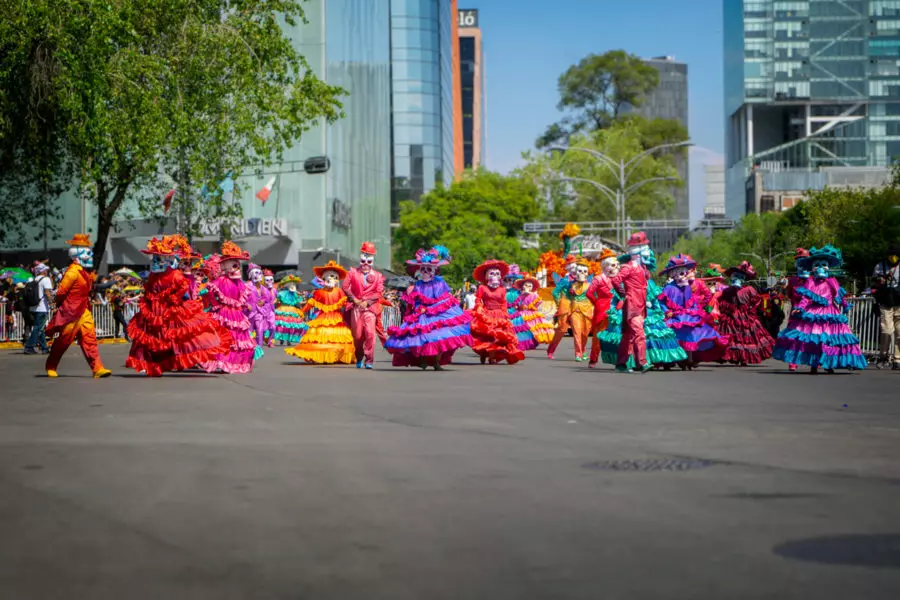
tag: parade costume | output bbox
[658,254,729,366]
[200,241,256,374]
[546,255,577,359]
[246,264,276,359]
[775,249,811,371]
[716,262,774,365]
[385,246,472,369]
[45,234,111,378]
[585,249,617,367]
[126,236,233,376]
[470,259,525,364]
[504,265,532,351]
[342,242,385,369]
[700,264,727,326]
[566,259,595,361]
[273,275,307,345]
[772,245,867,372]
[285,261,355,364]
[512,274,554,351]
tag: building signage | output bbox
[332,198,352,230]
[458,9,478,28]
[197,217,288,237]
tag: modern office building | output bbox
[458,8,486,170]
[724,0,900,219]
[389,0,460,221]
[2,0,395,271]
[703,164,726,218]
[632,56,690,220]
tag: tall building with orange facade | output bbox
[457,8,484,170]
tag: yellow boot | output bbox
[46,370,58,378]
[93,368,112,379]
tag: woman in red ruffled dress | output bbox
[126,235,233,377]
[717,261,775,366]
[469,259,525,365]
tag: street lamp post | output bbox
[548,141,692,247]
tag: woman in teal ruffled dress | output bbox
[598,250,688,369]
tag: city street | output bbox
[1,342,899,599]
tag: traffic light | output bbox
[303,156,331,174]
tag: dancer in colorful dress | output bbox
[657,254,729,368]
[44,234,111,378]
[546,255,577,360]
[470,259,525,365]
[201,241,256,374]
[343,242,386,369]
[772,245,867,373]
[175,241,203,301]
[385,246,472,369]
[512,273,554,351]
[717,261,774,366]
[126,236,232,376]
[585,248,617,368]
[566,259,595,362]
[700,264,727,327]
[775,249,811,371]
[273,275,307,345]
[504,265,529,349]
[285,260,356,364]
[246,263,275,359]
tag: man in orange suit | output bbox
[45,234,112,378]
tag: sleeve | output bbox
[55,268,79,302]
[341,274,355,300]
[474,286,486,311]
[609,268,627,297]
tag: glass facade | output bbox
[724,0,900,219]
[460,35,476,168]
[390,0,456,221]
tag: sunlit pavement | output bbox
[1,343,899,599]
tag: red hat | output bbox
[360,241,377,255]
[794,247,810,261]
[66,233,92,248]
[564,254,577,265]
[219,240,251,261]
[515,274,541,292]
[473,259,509,284]
[627,232,650,247]
[724,260,757,279]
[140,236,178,256]
[263,269,274,277]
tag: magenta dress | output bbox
[201,276,256,373]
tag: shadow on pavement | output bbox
[773,534,900,568]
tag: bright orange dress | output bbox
[284,287,355,364]
[469,284,525,364]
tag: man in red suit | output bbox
[610,232,653,373]
[342,241,385,369]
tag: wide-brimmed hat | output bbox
[627,231,650,247]
[473,259,509,284]
[515,273,541,291]
[659,253,697,276]
[809,244,843,268]
[504,264,524,280]
[406,246,451,273]
[66,233,92,247]
[219,240,251,261]
[700,266,725,282]
[724,260,757,279]
[279,274,303,287]
[313,260,348,280]
[169,234,201,259]
[140,236,178,256]
[360,241,377,255]
[598,248,618,263]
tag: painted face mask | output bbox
[221,259,242,280]
[287,284,297,293]
[70,247,94,270]
[150,254,177,273]
[796,260,811,279]
[730,274,745,288]
[264,275,275,288]
[321,270,340,288]
[811,259,829,279]
[181,263,193,276]
[419,265,437,282]
[671,267,690,287]
[575,265,589,283]
[249,267,263,283]
[521,281,534,293]
[359,253,375,273]
[601,258,619,278]
[706,281,718,293]
[486,268,502,288]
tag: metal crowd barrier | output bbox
[381,306,401,329]
[844,296,889,357]
[0,304,130,343]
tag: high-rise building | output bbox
[723,0,900,219]
[703,164,726,219]
[632,56,689,220]
[389,0,459,221]
[458,8,485,170]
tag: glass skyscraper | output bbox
[389,0,458,221]
[724,0,900,218]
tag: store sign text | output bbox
[197,218,288,237]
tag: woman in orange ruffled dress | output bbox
[284,260,356,364]
[469,259,525,364]
[126,236,233,376]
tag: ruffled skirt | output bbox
[772,308,867,369]
[385,305,471,367]
[274,305,307,344]
[717,309,774,365]
[284,310,355,364]
[599,305,688,368]
[470,308,525,364]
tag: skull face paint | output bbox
[706,280,719,293]
[359,253,375,274]
[811,258,830,279]
[486,268,502,288]
[601,258,619,278]
[730,273,746,288]
[419,264,437,282]
[150,254,177,273]
[249,267,263,283]
[521,281,534,293]
[264,275,275,288]
[671,266,690,287]
[575,264,589,283]
[287,283,297,293]
[321,270,340,288]
[221,259,242,280]
[69,247,94,270]
[796,259,811,279]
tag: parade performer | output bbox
[246,263,275,359]
[504,265,529,349]
[512,273,554,351]
[566,259,595,361]
[716,261,774,366]
[585,248,618,368]
[176,242,203,301]
[385,246,472,370]
[772,245,867,373]
[700,264,727,325]
[261,271,277,346]
[126,236,232,376]
[546,255,578,359]
[657,254,729,367]
[273,275,307,345]
[201,241,256,373]
[470,259,525,364]
[599,235,687,372]
[774,249,812,371]
[342,242,386,369]
[44,234,111,378]
[285,260,355,364]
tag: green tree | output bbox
[393,171,543,286]
[536,50,660,148]
[0,0,344,262]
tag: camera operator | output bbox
[872,245,900,369]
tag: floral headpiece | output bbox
[220,240,250,261]
[406,246,451,271]
[140,236,178,256]
[809,244,842,268]
[504,264,524,280]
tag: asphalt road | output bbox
[1,342,899,599]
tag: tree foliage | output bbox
[0,0,344,262]
[393,171,543,286]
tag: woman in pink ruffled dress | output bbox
[201,241,256,373]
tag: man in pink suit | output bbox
[342,241,385,369]
[610,232,652,373]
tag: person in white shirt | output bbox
[873,246,900,368]
[464,287,477,311]
[24,263,54,354]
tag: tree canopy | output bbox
[0,0,344,262]
[393,170,543,286]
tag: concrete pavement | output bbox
[0,343,898,599]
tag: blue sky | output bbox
[473,0,724,221]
